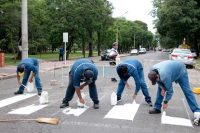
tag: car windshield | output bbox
[173,49,191,54]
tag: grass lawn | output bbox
[4,51,98,66]
[196,58,200,66]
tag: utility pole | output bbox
[116,11,128,44]
[21,0,28,59]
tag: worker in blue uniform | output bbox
[148,60,200,121]
[115,59,152,106]
[60,58,99,109]
[15,58,42,96]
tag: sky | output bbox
[108,0,156,33]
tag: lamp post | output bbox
[21,0,28,59]
[116,11,128,44]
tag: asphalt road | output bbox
[0,51,200,133]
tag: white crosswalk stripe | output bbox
[0,91,195,128]
[8,104,48,115]
[0,94,36,108]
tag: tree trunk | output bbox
[97,31,101,56]
[82,36,85,58]
[88,31,93,57]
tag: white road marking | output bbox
[104,101,140,121]
[8,104,48,115]
[161,111,193,127]
[62,106,89,117]
[0,94,36,108]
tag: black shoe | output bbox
[93,104,99,109]
[117,97,121,102]
[146,101,153,107]
[111,78,117,82]
[38,91,42,96]
[149,108,161,114]
[14,91,23,95]
[60,102,69,108]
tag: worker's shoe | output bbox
[149,108,161,114]
[117,97,122,102]
[14,91,23,95]
[38,91,42,96]
[93,103,99,109]
[111,78,117,82]
[146,101,153,107]
[60,102,69,108]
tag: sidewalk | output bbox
[0,54,128,80]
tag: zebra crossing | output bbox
[0,91,195,128]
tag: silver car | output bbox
[169,48,194,67]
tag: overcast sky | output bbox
[108,0,155,33]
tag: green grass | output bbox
[4,51,98,66]
[196,58,200,66]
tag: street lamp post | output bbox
[116,11,128,44]
[21,0,28,59]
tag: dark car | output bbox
[101,49,111,61]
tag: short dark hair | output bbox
[148,70,158,85]
[117,65,128,78]
[17,65,25,73]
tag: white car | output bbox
[169,48,194,67]
[139,48,146,54]
[130,49,139,55]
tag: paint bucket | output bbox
[111,92,117,105]
[39,91,48,104]
[27,82,34,93]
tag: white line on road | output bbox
[0,94,36,108]
[8,104,48,115]
[104,101,140,121]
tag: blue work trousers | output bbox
[154,71,200,112]
[62,73,99,104]
[19,65,42,93]
[116,69,151,102]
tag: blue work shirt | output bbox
[59,48,64,55]
[16,58,38,74]
[152,60,186,102]
[70,58,98,89]
[116,59,142,93]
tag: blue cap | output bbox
[84,70,94,84]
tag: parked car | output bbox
[191,50,197,59]
[130,49,139,55]
[101,49,111,61]
[169,48,194,67]
[139,48,146,54]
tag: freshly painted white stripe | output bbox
[104,102,140,121]
[161,111,193,127]
[0,94,36,108]
[62,106,89,117]
[8,104,48,115]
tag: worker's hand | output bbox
[161,88,166,97]
[29,78,33,83]
[79,98,85,104]
[162,103,168,110]
[18,80,22,85]
[126,83,131,90]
